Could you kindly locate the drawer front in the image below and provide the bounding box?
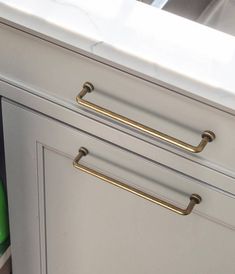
[3,99,235,274]
[1,23,235,177]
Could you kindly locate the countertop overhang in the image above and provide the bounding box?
[0,0,235,114]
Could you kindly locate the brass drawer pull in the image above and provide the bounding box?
[76,83,215,153]
[73,147,201,216]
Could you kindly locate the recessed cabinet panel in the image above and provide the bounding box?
[1,24,235,177]
[45,148,235,274]
[3,100,235,274]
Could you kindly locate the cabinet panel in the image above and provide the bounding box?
[2,100,235,274]
[1,23,235,177]
[45,148,235,274]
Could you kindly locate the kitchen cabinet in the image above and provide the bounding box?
[3,100,235,274]
[1,1,235,273]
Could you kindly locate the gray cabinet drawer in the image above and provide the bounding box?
[1,23,235,177]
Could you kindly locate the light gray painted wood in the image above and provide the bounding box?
[0,23,235,177]
[3,100,235,274]
[2,81,235,196]
[45,148,235,274]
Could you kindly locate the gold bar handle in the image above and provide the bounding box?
[76,82,215,153]
[73,147,201,216]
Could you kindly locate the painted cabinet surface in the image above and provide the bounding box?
[3,100,235,274]
[1,23,235,177]
[1,8,235,274]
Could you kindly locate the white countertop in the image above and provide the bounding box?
[1,0,235,113]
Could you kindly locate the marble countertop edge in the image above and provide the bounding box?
[1,1,235,115]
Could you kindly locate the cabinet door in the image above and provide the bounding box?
[2,99,235,274]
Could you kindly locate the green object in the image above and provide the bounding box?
[0,237,10,255]
[0,180,9,254]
